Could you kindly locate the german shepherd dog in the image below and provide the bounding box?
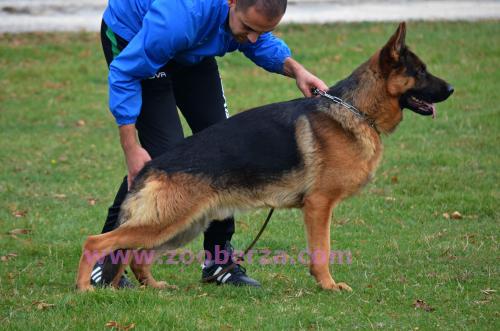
[76,22,453,292]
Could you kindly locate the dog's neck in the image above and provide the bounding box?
[326,60,403,135]
[318,62,388,158]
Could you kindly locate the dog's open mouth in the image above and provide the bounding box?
[401,95,436,118]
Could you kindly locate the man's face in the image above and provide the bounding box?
[228,1,283,44]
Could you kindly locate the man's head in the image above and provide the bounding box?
[228,0,287,43]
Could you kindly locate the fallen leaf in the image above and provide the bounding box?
[473,295,492,305]
[43,81,64,90]
[451,211,462,219]
[1,253,18,262]
[413,299,435,312]
[8,229,31,235]
[105,321,136,330]
[12,210,27,218]
[442,212,450,219]
[76,119,86,127]
[32,301,55,310]
[88,198,97,206]
[481,289,496,295]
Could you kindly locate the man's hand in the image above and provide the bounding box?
[119,124,152,190]
[124,144,151,190]
[283,57,329,97]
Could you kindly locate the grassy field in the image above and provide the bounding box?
[0,21,498,330]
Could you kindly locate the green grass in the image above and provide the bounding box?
[0,21,498,330]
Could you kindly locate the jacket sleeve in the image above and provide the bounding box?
[107,1,197,125]
[238,32,291,74]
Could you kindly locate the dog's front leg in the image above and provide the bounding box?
[303,193,352,292]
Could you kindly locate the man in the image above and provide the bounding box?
[92,0,329,287]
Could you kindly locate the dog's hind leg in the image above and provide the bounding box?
[128,218,211,289]
[75,221,195,292]
[76,227,150,291]
[128,250,169,289]
[303,193,352,292]
[76,172,216,291]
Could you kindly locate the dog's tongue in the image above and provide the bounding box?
[431,103,436,119]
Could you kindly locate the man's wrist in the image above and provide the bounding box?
[283,57,304,79]
[119,124,140,153]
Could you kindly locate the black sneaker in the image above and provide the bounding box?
[90,261,135,288]
[201,242,261,287]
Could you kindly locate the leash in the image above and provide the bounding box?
[201,208,275,283]
[311,88,377,129]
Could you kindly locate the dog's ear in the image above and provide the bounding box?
[380,22,407,70]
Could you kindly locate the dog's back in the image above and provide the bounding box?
[135,98,321,190]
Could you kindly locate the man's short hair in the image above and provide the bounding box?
[236,0,287,19]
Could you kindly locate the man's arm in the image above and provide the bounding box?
[119,124,152,189]
[238,33,328,97]
[283,57,329,97]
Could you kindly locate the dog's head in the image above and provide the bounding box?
[378,22,454,118]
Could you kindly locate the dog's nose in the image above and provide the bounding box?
[447,84,454,96]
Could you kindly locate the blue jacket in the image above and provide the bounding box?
[103,0,292,125]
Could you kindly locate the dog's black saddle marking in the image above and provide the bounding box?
[142,97,321,190]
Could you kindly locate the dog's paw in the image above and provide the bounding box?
[334,282,352,292]
[320,280,352,292]
[153,280,168,289]
[76,284,95,292]
[146,280,174,290]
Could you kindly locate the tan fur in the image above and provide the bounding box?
[119,171,216,228]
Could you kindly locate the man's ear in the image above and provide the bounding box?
[381,22,407,64]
